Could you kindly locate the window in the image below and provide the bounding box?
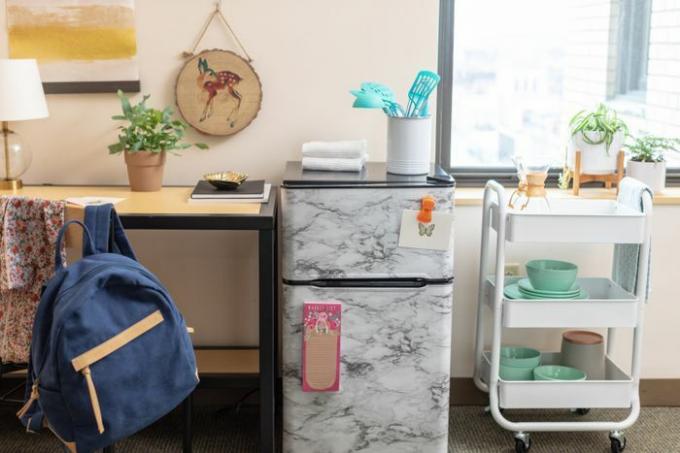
[437,0,680,178]
[615,0,652,97]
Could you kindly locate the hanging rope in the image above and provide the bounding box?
[182,0,253,62]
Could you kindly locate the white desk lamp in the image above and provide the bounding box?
[0,59,49,190]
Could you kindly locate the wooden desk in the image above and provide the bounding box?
[0,185,279,453]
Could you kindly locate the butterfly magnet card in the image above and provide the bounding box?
[398,209,453,251]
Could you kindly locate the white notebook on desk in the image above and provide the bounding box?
[187,184,271,204]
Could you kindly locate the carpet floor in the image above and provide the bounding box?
[1,405,679,452]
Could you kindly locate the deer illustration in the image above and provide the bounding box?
[196,58,242,127]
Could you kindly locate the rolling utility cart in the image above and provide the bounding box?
[473,181,652,453]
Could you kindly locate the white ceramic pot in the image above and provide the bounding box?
[627,160,666,193]
[569,130,625,175]
[386,116,432,175]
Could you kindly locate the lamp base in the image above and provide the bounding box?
[0,178,23,190]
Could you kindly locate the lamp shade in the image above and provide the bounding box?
[0,59,49,121]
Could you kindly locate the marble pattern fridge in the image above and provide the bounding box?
[281,162,455,453]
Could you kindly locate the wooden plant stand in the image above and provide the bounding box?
[573,150,625,195]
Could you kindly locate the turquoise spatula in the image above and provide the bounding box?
[405,70,440,117]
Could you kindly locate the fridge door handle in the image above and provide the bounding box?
[284,278,453,288]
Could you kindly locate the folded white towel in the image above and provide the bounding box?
[612,177,653,301]
[302,140,368,159]
[302,155,367,172]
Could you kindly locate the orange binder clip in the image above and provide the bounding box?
[417,195,436,223]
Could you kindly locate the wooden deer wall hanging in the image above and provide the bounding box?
[175,2,262,136]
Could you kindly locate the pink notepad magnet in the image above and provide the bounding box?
[302,301,341,392]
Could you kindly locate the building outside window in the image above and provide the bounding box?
[441,0,680,175]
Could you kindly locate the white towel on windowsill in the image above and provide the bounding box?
[302,140,368,159]
[302,155,367,172]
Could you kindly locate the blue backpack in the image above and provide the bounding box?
[18,205,198,453]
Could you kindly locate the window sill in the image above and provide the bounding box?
[455,187,680,206]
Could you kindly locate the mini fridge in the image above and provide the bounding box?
[281,162,455,453]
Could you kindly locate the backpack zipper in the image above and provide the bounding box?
[16,380,40,419]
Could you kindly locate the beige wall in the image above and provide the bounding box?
[3,1,679,379]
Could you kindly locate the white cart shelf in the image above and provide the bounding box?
[473,180,652,453]
[483,277,639,328]
[480,352,633,409]
[492,199,646,243]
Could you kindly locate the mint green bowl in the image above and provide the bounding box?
[500,346,541,369]
[533,365,586,381]
[526,259,578,291]
[500,364,534,381]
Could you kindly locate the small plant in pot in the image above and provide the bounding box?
[625,135,680,193]
[108,90,207,192]
[568,103,628,174]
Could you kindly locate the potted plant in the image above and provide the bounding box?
[625,135,680,192]
[108,90,207,192]
[568,103,628,174]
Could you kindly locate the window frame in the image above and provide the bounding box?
[435,0,680,186]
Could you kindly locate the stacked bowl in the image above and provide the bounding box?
[499,347,541,381]
[504,259,588,300]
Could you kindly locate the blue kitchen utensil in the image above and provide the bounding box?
[361,82,396,102]
[351,90,385,109]
[420,101,430,118]
[406,70,440,117]
[359,82,405,117]
[384,100,405,117]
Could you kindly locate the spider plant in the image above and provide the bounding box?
[569,103,628,154]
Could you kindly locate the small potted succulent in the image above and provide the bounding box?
[108,90,207,192]
[625,135,680,192]
[568,103,628,174]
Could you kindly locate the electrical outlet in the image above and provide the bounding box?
[505,263,521,277]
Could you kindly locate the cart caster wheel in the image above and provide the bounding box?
[514,433,531,453]
[572,408,590,416]
[514,437,531,453]
[609,432,626,452]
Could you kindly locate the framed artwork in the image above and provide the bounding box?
[175,50,262,136]
[6,0,140,94]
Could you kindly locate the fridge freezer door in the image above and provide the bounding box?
[281,186,454,280]
[282,283,453,453]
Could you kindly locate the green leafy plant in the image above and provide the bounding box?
[626,135,680,163]
[558,166,572,190]
[569,103,628,154]
[108,90,207,155]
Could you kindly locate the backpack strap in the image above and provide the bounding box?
[54,220,96,271]
[84,204,137,261]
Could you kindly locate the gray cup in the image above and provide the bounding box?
[560,330,605,380]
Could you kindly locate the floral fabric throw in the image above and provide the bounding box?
[0,196,65,364]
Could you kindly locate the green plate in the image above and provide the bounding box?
[518,278,580,297]
[504,283,588,300]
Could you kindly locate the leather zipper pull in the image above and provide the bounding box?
[82,367,105,434]
[16,382,40,419]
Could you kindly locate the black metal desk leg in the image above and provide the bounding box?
[259,229,276,453]
[183,393,193,453]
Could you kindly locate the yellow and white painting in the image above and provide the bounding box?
[6,0,139,93]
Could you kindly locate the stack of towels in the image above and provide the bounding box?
[301,139,368,172]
